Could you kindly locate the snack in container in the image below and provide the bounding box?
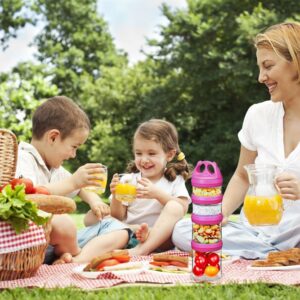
[191,241,222,281]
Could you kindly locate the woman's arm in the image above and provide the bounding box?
[222,146,257,221]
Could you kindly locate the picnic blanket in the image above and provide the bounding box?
[0,251,299,289]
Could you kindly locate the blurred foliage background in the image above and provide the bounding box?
[1,0,300,211]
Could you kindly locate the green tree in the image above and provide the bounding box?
[0,0,34,49]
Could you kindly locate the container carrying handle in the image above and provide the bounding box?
[195,161,221,179]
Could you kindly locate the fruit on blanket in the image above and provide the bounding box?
[10,177,35,194]
[34,186,50,195]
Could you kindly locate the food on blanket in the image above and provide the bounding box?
[84,249,132,271]
[149,253,189,273]
[25,194,76,214]
[192,251,220,278]
[251,248,300,268]
[0,184,50,234]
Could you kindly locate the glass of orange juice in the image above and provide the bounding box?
[115,173,137,203]
[83,165,108,194]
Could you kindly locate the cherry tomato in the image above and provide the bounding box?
[195,255,207,268]
[193,265,205,276]
[204,265,219,277]
[207,253,220,266]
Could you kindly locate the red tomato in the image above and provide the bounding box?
[207,253,220,266]
[193,265,205,276]
[34,186,50,195]
[96,259,120,270]
[195,254,207,268]
[10,177,35,194]
[204,265,219,277]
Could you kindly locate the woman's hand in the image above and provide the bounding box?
[136,177,159,199]
[275,172,300,200]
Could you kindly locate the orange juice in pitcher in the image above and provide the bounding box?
[244,164,283,226]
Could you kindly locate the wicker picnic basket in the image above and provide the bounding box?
[0,129,75,281]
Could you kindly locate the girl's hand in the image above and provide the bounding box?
[110,173,120,194]
[72,163,105,189]
[275,172,300,200]
[137,177,159,199]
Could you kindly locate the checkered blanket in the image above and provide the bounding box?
[0,251,299,289]
[0,221,46,254]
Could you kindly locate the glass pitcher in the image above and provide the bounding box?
[243,164,283,226]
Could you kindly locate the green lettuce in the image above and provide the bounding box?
[0,184,50,234]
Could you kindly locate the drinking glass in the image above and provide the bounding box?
[115,173,137,203]
[83,165,108,194]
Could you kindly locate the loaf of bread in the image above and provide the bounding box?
[251,248,300,267]
[25,194,76,214]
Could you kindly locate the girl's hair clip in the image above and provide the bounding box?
[177,152,185,161]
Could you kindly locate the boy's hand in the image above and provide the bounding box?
[137,177,159,199]
[89,200,110,220]
[72,163,105,189]
[110,173,120,194]
[275,172,300,200]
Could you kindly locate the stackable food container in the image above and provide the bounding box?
[191,161,223,281]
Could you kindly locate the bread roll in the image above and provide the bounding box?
[25,194,76,214]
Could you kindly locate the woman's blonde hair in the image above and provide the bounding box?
[254,22,300,82]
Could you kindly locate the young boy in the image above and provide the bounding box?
[16,96,130,263]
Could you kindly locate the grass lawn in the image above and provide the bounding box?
[0,283,299,299]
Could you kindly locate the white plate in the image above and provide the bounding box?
[247,264,300,271]
[73,262,146,279]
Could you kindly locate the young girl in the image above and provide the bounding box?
[109,119,192,255]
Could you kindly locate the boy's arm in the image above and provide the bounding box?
[78,189,110,220]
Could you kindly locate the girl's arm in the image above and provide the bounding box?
[222,146,257,222]
[137,177,189,213]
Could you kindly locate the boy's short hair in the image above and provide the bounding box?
[32,96,91,140]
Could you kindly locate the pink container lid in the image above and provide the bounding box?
[191,161,223,188]
[192,213,223,224]
[192,194,223,205]
[191,240,222,252]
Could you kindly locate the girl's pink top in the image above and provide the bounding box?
[192,213,223,225]
[191,240,223,252]
[191,161,223,188]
